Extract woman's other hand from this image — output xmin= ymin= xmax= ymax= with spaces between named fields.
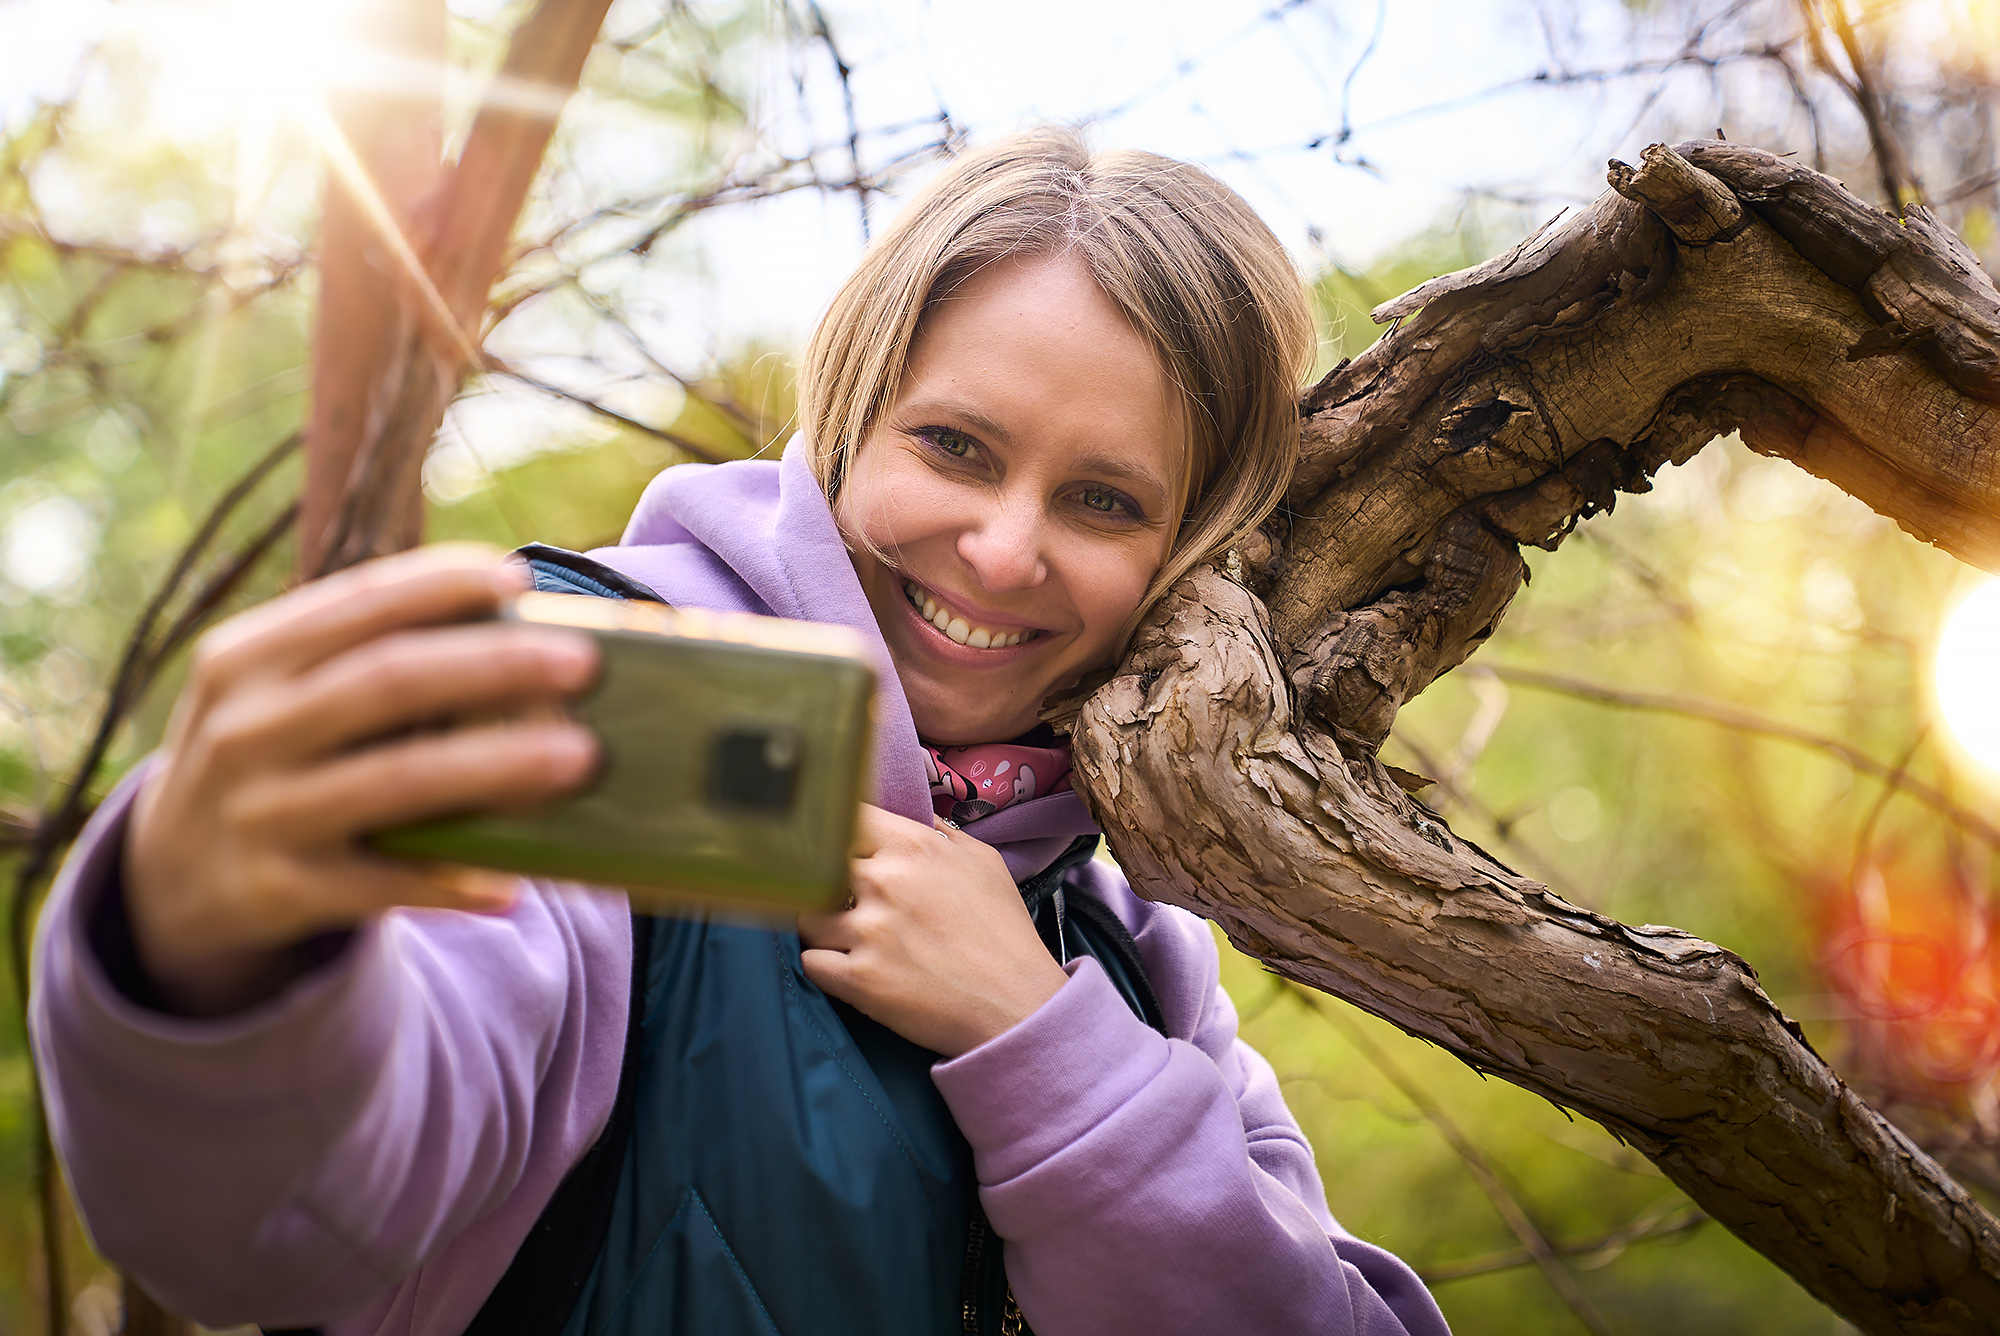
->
xmin=798 ymin=805 xmax=1069 ymax=1057
xmin=125 ymin=544 xmax=601 ymax=1016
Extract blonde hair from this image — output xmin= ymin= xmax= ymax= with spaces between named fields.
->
xmin=799 ymin=125 xmax=1314 ymax=646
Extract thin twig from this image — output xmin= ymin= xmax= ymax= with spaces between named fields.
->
xmin=807 ymin=2 xmax=869 ymax=240
xmin=1799 ymin=0 xmax=1922 ymax=208
xmin=489 ymin=363 xmax=733 ymax=462
xmin=7 ymin=431 xmax=300 ymax=1001
xmin=1850 ymin=728 xmax=1929 ymax=887
xmin=1421 ymin=1202 xmax=1710 ymax=1284
xmin=142 ymin=503 xmax=300 ymax=681
xmin=1289 ymin=984 xmax=1620 ymax=1336
xmin=1480 ymin=665 xmax=2000 ymax=850
xmin=1390 ymin=731 xmax=1593 ymax=906
xmin=5 ymin=437 xmax=299 ymax=1334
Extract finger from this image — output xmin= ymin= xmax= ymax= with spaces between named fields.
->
xmin=200 ymin=622 xmax=598 ymax=771
xmin=182 ymin=546 xmax=524 ymax=723
xmin=797 ymin=907 xmax=858 ymax=950
xmin=228 ymin=720 xmax=598 ymax=845
xmin=799 ymin=947 xmax=860 ymax=1004
xmin=850 ymin=803 xmax=893 ymax=857
xmin=851 ymin=803 xmax=936 ymax=857
xmin=413 ymin=863 xmax=522 ymax=912
xmin=284 ymin=856 xmax=523 ymax=933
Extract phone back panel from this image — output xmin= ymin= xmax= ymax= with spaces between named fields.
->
xmin=373 ymin=605 xmax=875 ymax=915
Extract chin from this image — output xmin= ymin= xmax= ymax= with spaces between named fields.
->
xmin=903 ymin=683 xmax=1041 ymax=746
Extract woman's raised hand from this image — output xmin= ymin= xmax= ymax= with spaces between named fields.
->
xmin=124 ymin=545 xmax=601 ymax=1016
xmin=797 ymin=805 xmax=1070 ymax=1057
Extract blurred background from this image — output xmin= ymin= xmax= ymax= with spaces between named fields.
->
xmin=2 ymin=0 xmax=1998 ymax=1331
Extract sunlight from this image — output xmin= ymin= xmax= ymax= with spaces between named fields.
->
xmin=1945 ymin=0 xmax=2000 ymax=69
xmin=115 ymin=0 xmax=376 ymax=141
xmin=1934 ymin=577 xmax=2000 ymax=777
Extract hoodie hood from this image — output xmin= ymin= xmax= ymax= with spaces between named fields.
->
xmin=587 ymin=436 xmax=1100 ymax=878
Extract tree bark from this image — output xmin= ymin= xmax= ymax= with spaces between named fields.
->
xmin=1067 ymin=141 xmax=2000 ymax=1335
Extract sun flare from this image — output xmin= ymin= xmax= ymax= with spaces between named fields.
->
xmin=1934 ymin=578 xmax=2000 ymax=777
xmin=116 ymin=0 xmax=377 ymax=141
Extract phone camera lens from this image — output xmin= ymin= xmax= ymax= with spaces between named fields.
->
xmin=709 ymin=727 xmax=801 ymax=813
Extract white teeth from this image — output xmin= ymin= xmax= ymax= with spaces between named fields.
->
xmin=903 ymin=579 xmax=1034 ymax=649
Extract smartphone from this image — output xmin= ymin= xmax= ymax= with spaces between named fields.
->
xmin=369 ymin=592 xmax=877 ymax=916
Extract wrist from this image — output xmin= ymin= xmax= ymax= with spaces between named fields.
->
xmin=122 ymin=831 xmax=312 ymax=1018
xmin=945 ymin=956 xmax=1069 ymax=1058
xmin=138 ymin=938 xmax=316 ymax=1018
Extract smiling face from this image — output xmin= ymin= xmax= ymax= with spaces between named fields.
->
xmin=835 ymin=253 xmax=1185 ymax=746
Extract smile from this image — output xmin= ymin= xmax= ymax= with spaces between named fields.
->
xmin=902 ymin=580 xmax=1041 ymax=649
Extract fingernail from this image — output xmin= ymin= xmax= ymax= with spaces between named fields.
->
xmin=545 ymin=632 xmax=599 ymax=686
xmin=497 ymin=560 xmax=533 ymax=594
xmin=434 ymin=867 xmax=519 ymax=911
xmin=547 ymin=725 xmax=599 ymax=778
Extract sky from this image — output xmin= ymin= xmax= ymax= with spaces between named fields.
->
xmin=0 ymin=0 xmax=1724 ymax=347
xmin=601 ymin=0 xmax=1655 ymax=348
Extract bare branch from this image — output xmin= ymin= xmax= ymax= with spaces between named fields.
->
xmin=307 ymin=0 xmax=617 ymax=577
xmin=486 ymin=364 xmax=733 ymax=463
xmin=6 ymin=437 xmax=298 ymax=1336
xmin=1292 ymin=985 xmax=1620 ymax=1336
xmin=1421 ymin=1202 xmax=1711 ymax=1285
xmin=1481 ymin=665 xmax=2000 ymax=850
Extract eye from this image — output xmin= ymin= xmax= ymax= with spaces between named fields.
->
xmin=1080 ymin=487 xmax=1121 ymax=513
xmin=1074 ymin=484 xmax=1143 ymax=520
xmin=918 ymin=426 xmax=980 ymax=460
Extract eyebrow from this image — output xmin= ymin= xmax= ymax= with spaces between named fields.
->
xmin=905 ymin=398 xmax=1015 ymax=448
xmin=1070 ymin=451 xmax=1171 ymax=501
xmin=902 ymin=398 xmax=1173 ymax=501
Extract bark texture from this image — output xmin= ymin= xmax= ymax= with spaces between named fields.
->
xmin=1067 ymin=142 xmax=2000 ymax=1335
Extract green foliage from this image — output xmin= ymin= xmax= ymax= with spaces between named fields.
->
xmin=1310 ymin=228 xmax=1495 ymax=374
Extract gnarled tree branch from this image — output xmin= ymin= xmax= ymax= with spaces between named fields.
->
xmin=1071 ymin=142 xmax=2000 ymax=1334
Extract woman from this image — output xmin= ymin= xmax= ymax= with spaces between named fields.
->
xmin=32 ymin=128 xmax=1448 ymax=1336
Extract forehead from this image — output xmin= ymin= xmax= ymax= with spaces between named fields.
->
xmin=900 ymin=254 xmax=1190 ymax=497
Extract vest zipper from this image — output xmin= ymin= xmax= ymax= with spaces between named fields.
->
xmin=961 ymin=1202 xmax=990 ymax=1335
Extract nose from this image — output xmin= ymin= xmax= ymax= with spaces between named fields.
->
xmin=956 ymin=489 xmax=1049 ymax=594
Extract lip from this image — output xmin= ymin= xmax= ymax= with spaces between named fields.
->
xmin=891 ymin=578 xmax=1057 ymax=665
xmin=903 ymin=577 xmax=1052 ymax=639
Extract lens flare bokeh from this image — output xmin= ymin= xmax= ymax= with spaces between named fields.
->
xmin=1821 ymin=858 xmax=2000 ymax=1117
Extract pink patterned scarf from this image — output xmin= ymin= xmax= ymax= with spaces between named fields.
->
xmin=921 ymin=730 xmax=1073 ymax=824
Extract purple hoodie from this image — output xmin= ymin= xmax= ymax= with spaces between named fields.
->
xmin=30 ymin=439 xmax=1448 ymax=1336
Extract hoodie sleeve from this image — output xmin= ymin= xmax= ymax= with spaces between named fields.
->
xmin=28 ymin=765 xmax=633 ymax=1332
xmin=929 ymin=863 xmax=1448 ymax=1336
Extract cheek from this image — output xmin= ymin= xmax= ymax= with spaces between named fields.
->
xmin=1067 ymin=545 xmax=1163 ymax=646
xmin=836 ymin=445 xmax=958 ymax=552
xmin=832 ymin=446 xmax=887 ymax=548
